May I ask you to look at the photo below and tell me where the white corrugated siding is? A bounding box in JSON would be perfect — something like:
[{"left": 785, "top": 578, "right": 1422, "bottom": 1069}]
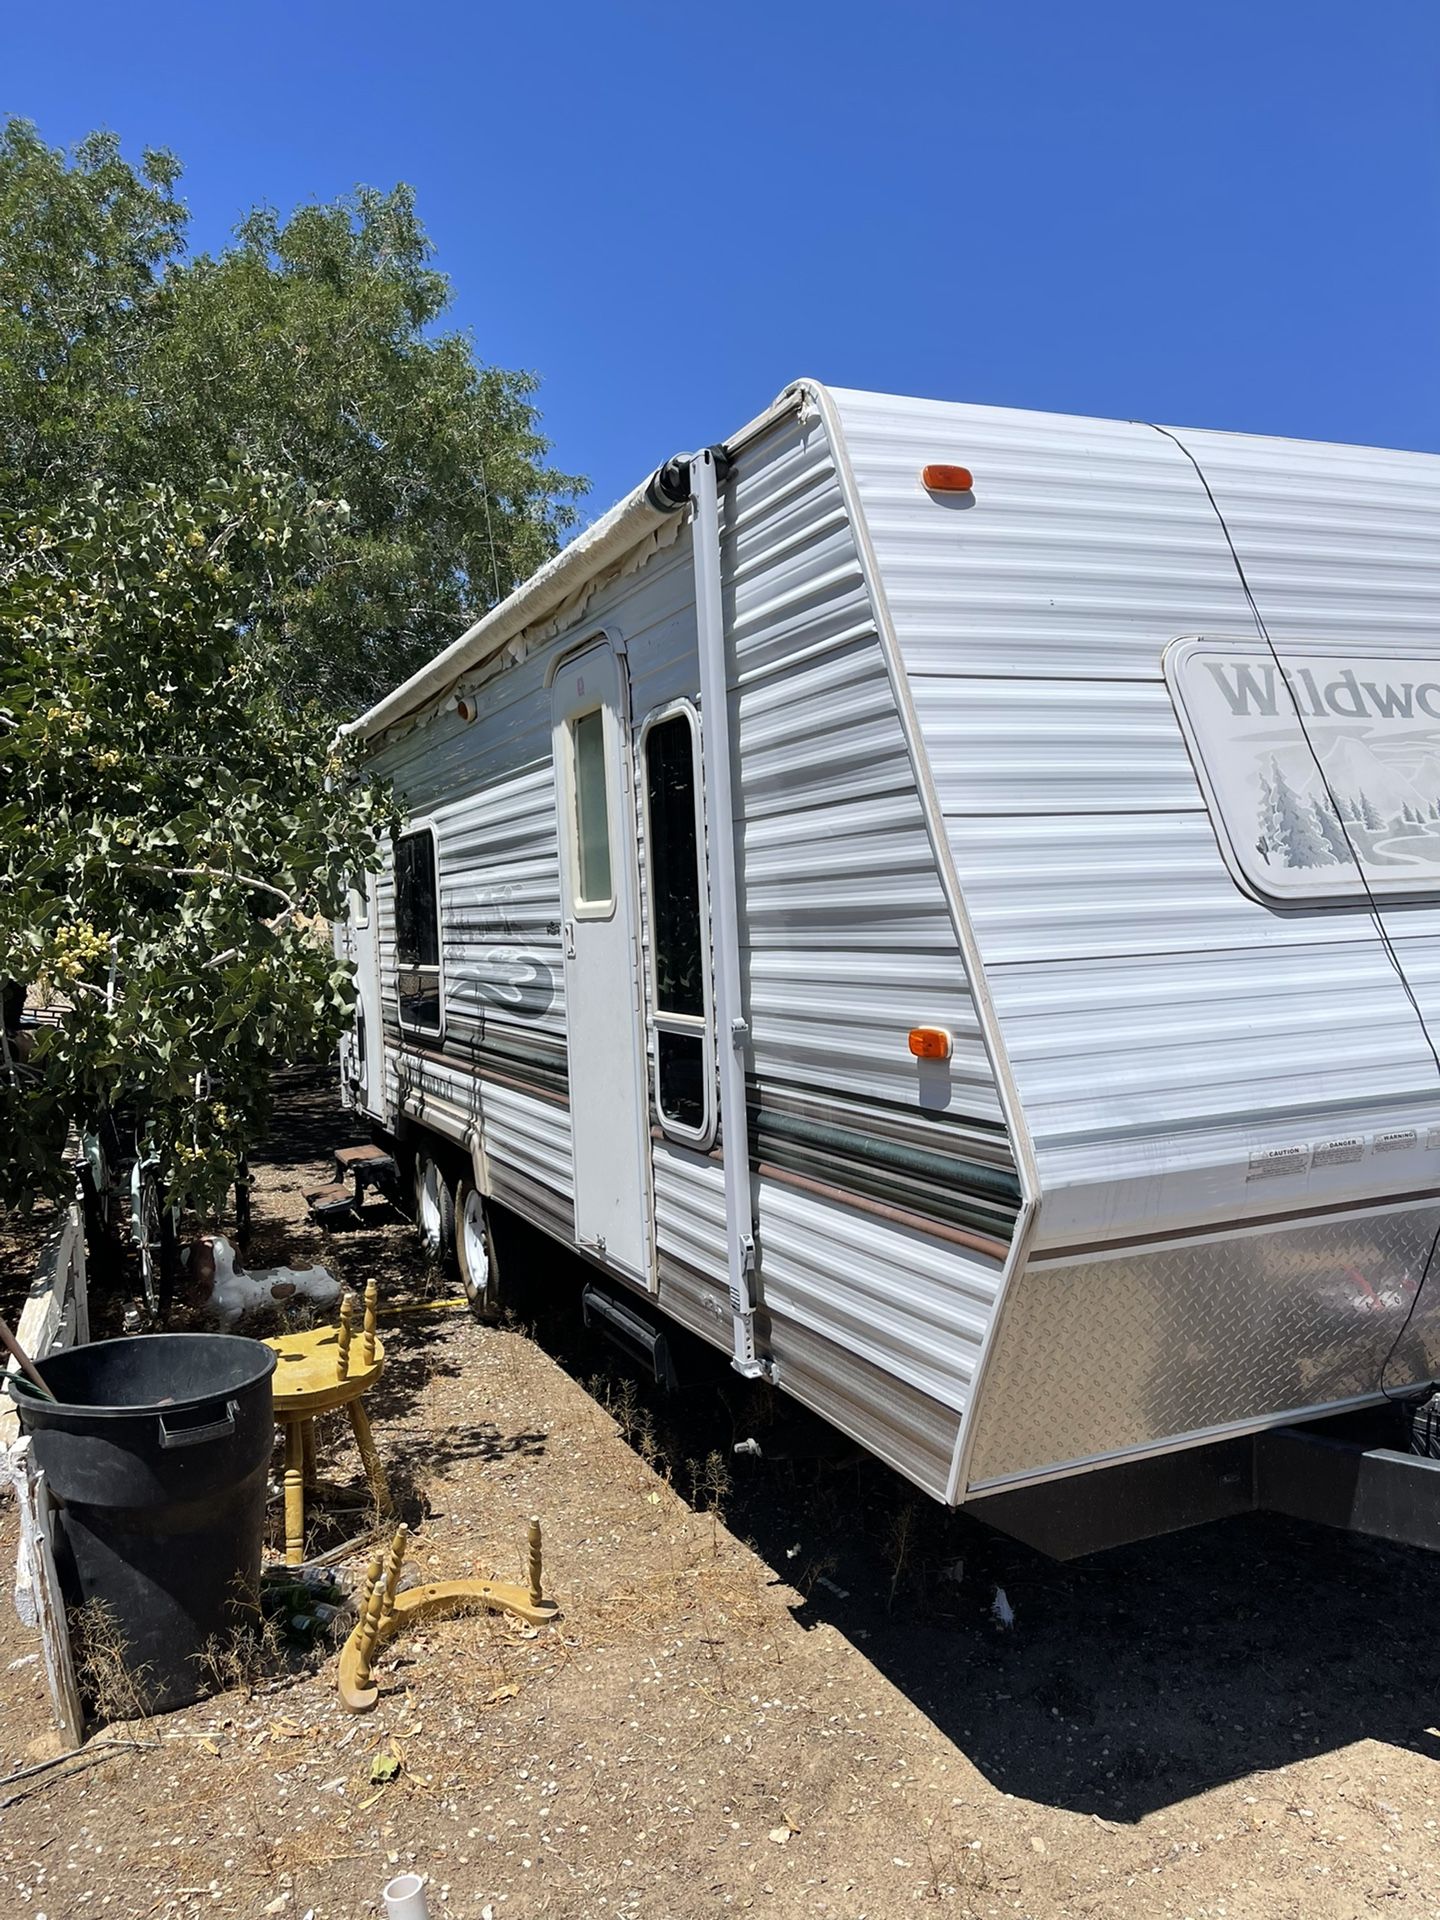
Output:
[
  {"left": 829, "top": 386, "right": 1440, "bottom": 1249},
  {"left": 619, "top": 406, "right": 1016, "bottom": 1485},
  {"left": 756, "top": 1178, "right": 1000, "bottom": 1410},
  {"left": 727, "top": 410, "right": 1008, "bottom": 1132},
  {"left": 719, "top": 407, "right": 1013, "bottom": 1459},
  {"left": 358, "top": 393, "right": 1022, "bottom": 1498}
]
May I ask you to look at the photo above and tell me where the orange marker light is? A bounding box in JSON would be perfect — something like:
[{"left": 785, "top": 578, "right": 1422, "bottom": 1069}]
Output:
[
  {"left": 921, "top": 463, "right": 974, "bottom": 494},
  {"left": 908, "top": 1026, "right": 952, "bottom": 1061}
]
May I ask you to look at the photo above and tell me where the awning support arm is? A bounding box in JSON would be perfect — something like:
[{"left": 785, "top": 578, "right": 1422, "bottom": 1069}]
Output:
[{"left": 691, "top": 447, "right": 763, "bottom": 1378}]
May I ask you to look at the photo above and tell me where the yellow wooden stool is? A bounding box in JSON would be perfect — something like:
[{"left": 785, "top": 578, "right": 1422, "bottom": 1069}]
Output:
[{"left": 265, "top": 1280, "right": 391, "bottom": 1566}]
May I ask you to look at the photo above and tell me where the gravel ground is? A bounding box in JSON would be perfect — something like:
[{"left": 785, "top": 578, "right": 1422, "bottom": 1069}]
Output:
[{"left": 2, "top": 1067, "right": 1439, "bottom": 1918}]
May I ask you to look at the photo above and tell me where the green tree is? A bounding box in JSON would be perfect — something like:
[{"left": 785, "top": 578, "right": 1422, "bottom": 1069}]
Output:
[
  {"left": 0, "top": 118, "right": 584, "bottom": 717},
  {"left": 0, "top": 467, "right": 393, "bottom": 1212}
]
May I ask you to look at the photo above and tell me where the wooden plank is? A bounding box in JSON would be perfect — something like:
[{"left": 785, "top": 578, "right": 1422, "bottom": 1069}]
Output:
[
  {"left": 69, "top": 1218, "right": 89, "bottom": 1347},
  {"left": 6, "top": 1440, "right": 83, "bottom": 1748},
  {"left": 32, "top": 1469, "right": 84, "bottom": 1747},
  {"left": 1, "top": 1197, "right": 85, "bottom": 1445},
  {"left": 4, "top": 1439, "right": 39, "bottom": 1629}
]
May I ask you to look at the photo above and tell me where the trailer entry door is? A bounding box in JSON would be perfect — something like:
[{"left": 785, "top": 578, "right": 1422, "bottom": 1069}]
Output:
[
  {"left": 551, "top": 640, "right": 653, "bottom": 1282},
  {"left": 341, "top": 874, "right": 386, "bottom": 1122}
]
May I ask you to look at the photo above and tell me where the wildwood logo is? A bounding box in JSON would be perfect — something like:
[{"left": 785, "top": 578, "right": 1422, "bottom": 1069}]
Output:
[
  {"left": 1207, "top": 663, "right": 1440, "bottom": 724},
  {"left": 1166, "top": 638, "right": 1440, "bottom": 906}
]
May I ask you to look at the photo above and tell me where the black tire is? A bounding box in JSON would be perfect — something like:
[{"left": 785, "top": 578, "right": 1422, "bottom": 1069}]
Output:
[
  {"left": 414, "top": 1149, "right": 456, "bottom": 1271},
  {"left": 454, "top": 1174, "right": 500, "bottom": 1319}
]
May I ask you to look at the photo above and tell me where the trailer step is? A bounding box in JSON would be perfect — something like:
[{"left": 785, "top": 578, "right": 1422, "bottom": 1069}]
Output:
[
  {"left": 304, "top": 1187, "right": 356, "bottom": 1225},
  {"left": 581, "top": 1284, "right": 678, "bottom": 1391},
  {"left": 332, "top": 1144, "right": 399, "bottom": 1197}
]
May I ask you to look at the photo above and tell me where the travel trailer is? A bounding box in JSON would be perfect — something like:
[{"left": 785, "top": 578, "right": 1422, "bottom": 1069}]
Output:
[{"left": 337, "top": 380, "right": 1440, "bottom": 1555}]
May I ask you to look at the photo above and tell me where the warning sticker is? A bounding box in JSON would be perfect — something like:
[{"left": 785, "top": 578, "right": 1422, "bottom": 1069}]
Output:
[
  {"left": 1247, "top": 1145, "right": 1311, "bottom": 1182},
  {"left": 1312, "top": 1136, "right": 1366, "bottom": 1168},
  {"left": 1374, "top": 1128, "right": 1419, "bottom": 1154}
]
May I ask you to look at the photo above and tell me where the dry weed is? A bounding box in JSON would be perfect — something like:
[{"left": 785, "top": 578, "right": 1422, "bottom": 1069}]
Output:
[
  {"left": 195, "top": 1603, "right": 287, "bottom": 1698},
  {"left": 888, "top": 1500, "right": 917, "bottom": 1613},
  {"left": 919, "top": 1804, "right": 1008, "bottom": 1909},
  {"left": 69, "top": 1597, "right": 158, "bottom": 1731},
  {"left": 690, "top": 1449, "right": 732, "bottom": 1553}
]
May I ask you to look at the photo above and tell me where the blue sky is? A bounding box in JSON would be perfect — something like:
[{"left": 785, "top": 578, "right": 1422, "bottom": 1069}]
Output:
[{"left": 5, "top": 1, "right": 1439, "bottom": 519}]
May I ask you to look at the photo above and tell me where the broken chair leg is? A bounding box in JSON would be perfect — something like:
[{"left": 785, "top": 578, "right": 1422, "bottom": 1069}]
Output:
[
  {"left": 353, "top": 1552, "right": 385, "bottom": 1695},
  {"left": 337, "top": 1517, "right": 560, "bottom": 1713},
  {"left": 363, "top": 1278, "right": 379, "bottom": 1368},
  {"left": 527, "top": 1517, "right": 543, "bottom": 1610},
  {"left": 378, "top": 1522, "right": 408, "bottom": 1632}
]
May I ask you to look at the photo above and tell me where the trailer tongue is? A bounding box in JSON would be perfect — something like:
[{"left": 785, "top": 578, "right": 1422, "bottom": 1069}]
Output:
[{"left": 967, "top": 1401, "right": 1440, "bottom": 1560}]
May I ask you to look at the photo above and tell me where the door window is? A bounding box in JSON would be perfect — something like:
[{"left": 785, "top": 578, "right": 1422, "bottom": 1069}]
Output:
[
  {"left": 642, "top": 707, "right": 714, "bottom": 1142},
  {"left": 570, "top": 707, "right": 615, "bottom": 911},
  {"left": 394, "top": 827, "right": 441, "bottom": 1032}
]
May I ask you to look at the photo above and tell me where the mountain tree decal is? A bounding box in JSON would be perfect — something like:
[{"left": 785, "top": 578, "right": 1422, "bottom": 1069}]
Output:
[
  {"left": 1311, "top": 797, "right": 1350, "bottom": 862},
  {"left": 1172, "top": 641, "right": 1440, "bottom": 903},
  {"left": 1260, "top": 757, "right": 1339, "bottom": 868}
]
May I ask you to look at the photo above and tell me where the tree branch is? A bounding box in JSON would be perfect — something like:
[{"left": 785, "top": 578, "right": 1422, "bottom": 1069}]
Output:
[
  {"left": 204, "top": 901, "right": 301, "bottom": 972},
  {"left": 138, "top": 864, "right": 295, "bottom": 910}
]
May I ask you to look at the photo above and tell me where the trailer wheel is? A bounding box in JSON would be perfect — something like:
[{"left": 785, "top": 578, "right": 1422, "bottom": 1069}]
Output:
[
  {"left": 455, "top": 1176, "right": 500, "bottom": 1319},
  {"left": 134, "top": 1167, "right": 179, "bottom": 1317},
  {"left": 413, "top": 1150, "right": 456, "bottom": 1269}
]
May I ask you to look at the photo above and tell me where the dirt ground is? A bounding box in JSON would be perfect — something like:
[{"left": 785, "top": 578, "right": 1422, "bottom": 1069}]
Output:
[{"left": 3, "top": 1067, "right": 1440, "bottom": 1919}]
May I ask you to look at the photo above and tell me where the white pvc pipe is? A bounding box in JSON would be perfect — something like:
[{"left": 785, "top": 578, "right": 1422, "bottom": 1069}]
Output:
[{"left": 382, "top": 1871, "right": 430, "bottom": 1920}]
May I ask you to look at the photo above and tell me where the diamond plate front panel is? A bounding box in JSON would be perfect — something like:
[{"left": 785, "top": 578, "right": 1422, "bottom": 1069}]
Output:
[{"left": 965, "top": 1203, "right": 1440, "bottom": 1488}]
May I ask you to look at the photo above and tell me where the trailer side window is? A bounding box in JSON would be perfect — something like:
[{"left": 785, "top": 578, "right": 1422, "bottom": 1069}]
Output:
[
  {"left": 394, "top": 827, "right": 441, "bottom": 1032},
  {"left": 642, "top": 707, "right": 713, "bottom": 1142}
]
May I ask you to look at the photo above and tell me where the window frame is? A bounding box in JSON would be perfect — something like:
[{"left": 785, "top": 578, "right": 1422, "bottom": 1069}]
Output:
[
  {"left": 639, "top": 701, "right": 716, "bottom": 1148},
  {"left": 393, "top": 821, "right": 443, "bottom": 1037},
  {"left": 348, "top": 875, "right": 372, "bottom": 932}
]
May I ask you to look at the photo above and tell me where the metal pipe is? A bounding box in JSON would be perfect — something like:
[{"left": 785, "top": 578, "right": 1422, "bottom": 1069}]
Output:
[{"left": 691, "top": 448, "right": 762, "bottom": 1377}]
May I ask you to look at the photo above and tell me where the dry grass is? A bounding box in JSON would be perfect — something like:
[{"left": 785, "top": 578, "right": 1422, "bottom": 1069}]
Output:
[
  {"left": 69, "top": 1596, "right": 158, "bottom": 1731},
  {"left": 195, "top": 1602, "right": 288, "bottom": 1700},
  {"left": 917, "top": 1804, "right": 1012, "bottom": 1911}
]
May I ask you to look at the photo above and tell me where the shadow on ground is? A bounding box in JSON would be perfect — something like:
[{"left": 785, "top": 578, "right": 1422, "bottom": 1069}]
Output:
[{"left": 489, "top": 1207, "right": 1440, "bottom": 1826}]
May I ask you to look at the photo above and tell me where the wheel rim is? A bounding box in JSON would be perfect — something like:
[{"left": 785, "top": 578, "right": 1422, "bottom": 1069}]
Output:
[
  {"left": 138, "top": 1180, "right": 161, "bottom": 1311},
  {"left": 460, "top": 1187, "right": 490, "bottom": 1301},
  {"left": 417, "top": 1157, "right": 442, "bottom": 1250}
]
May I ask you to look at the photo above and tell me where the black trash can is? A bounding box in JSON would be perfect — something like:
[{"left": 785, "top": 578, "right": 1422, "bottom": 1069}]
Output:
[{"left": 16, "top": 1333, "right": 277, "bottom": 1713}]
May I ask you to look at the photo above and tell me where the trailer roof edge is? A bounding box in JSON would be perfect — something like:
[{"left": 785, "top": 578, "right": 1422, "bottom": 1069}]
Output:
[{"left": 340, "top": 382, "right": 812, "bottom": 748}]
